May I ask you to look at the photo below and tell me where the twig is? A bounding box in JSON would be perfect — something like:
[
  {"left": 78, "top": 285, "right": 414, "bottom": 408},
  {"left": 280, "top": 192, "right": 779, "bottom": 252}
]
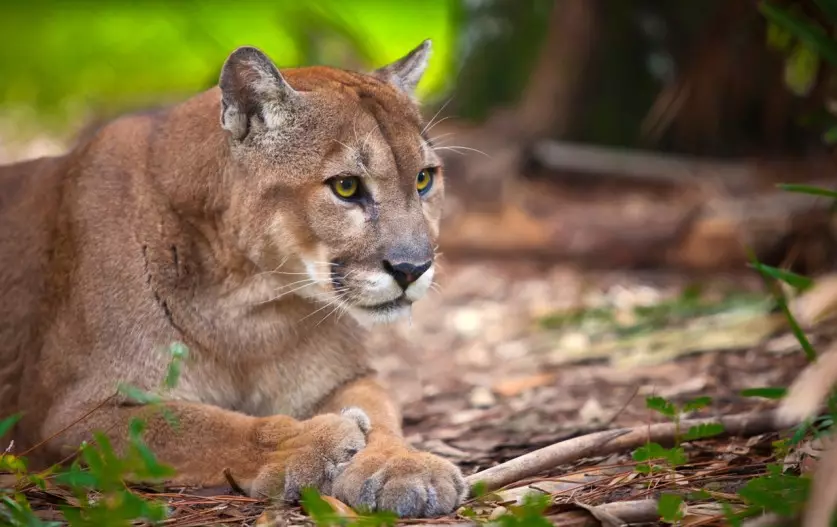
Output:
[
  {"left": 466, "top": 410, "right": 781, "bottom": 491},
  {"left": 223, "top": 467, "right": 246, "bottom": 496},
  {"left": 602, "top": 384, "right": 640, "bottom": 428},
  {"left": 20, "top": 393, "right": 117, "bottom": 457}
]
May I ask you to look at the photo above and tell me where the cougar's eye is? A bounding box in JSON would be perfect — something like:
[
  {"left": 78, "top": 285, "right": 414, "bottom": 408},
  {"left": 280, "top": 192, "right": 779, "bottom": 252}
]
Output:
[
  {"left": 417, "top": 168, "right": 435, "bottom": 195},
  {"left": 330, "top": 176, "right": 361, "bottom": 200}
]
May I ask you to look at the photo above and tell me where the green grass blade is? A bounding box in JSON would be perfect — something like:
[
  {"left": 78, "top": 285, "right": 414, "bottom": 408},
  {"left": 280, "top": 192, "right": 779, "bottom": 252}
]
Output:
[
  {"left": 777, "top": 183, "right": 837, "bottom": 199},
  {"left": 747, "top": 262, "right": 813, "bottom": 290}
]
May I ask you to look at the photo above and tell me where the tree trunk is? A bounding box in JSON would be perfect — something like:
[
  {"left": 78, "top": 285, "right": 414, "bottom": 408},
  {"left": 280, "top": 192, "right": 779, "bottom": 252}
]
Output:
[{"left": 516, "top": 0, "right": 601, "bottom": 140}]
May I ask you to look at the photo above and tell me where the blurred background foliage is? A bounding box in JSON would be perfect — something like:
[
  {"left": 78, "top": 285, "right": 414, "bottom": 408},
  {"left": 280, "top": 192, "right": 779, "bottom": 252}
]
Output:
[
  {"left": 0, "top": 0, "right": 460, "bottom": 134},
  {"left": 2, "top": 0, "right": 837, "bottom": 159}
]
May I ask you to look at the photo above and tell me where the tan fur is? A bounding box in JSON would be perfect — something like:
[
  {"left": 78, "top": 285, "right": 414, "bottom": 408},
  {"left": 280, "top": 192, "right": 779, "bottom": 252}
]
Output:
[
  {"left": 0, "top": 42, "right": 465, "bottom": 518},
  {"left": 777, "top": 343, "right": 837, "bottom": 527}
]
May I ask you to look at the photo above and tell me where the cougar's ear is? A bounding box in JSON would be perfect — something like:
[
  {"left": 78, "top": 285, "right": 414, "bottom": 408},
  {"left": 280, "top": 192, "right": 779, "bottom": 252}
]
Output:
[
  {"left": 219, "top": 46, "right": 299, "bottom": 141},
  {"left": 374, "top": 39, "right": 432, "bottom": 96}
]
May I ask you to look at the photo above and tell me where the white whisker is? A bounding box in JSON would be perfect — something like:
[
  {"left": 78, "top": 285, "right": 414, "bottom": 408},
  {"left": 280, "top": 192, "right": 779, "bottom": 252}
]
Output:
[
  {"left": 254, "top": 280, "right": 320, "bottom": 306},
  {"left": 361, "top": 125, "right": 378, "bottom": 152},
  {"left": 432, "top": 145, "right": 490, "bottom": 158},
  {"left": 422, "top": 98, "right": 453, "bottom": 136},
  {"left": 298, "top": 290, "right": 352, "bottom": 324},
  {"left": 315, "top": 294, "right": 353, "bottom": 328},
  {"left": 424, "top": 115, "right": 454, "bottom": 136}
]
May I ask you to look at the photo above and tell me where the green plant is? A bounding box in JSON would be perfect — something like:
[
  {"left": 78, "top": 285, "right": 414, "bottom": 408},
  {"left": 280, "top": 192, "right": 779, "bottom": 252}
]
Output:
[
  {"left": 761, "top": 0, "right": 837, "bottom": 139},
  {"left": 632, "top": 395, "right": 724, "bottom": 523},
  {"left": 729, "top": 156, "right": 837, "bottom": 523},
  {"left": 301, "top": 488, "right": 398, "bottom": 527},
  {"left": 0, "top": 341, "right": 189, "bottom": 526},
  {"left": 491, "top": 493, "right": 553, "bottom": 527},
  {"left": 720, "top": 259, "right": 829, "bottom": 523},
  {"left": 634, "top": 395, "right": 723, "bottom": 476},
  {"left": 658, "top": 493, "right": 686, "bottom": 524}
]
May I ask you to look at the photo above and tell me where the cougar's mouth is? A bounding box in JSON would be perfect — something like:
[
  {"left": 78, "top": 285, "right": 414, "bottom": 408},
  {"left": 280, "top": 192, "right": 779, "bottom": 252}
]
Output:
[{"left": 357, "top": 295, "right": 411, "bottom": 312}]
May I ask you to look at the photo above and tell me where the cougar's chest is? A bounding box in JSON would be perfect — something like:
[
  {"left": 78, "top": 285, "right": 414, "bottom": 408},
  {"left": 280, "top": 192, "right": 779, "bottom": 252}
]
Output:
[{"left": 171, "top": 330, "right": 370, "bottom": 418}]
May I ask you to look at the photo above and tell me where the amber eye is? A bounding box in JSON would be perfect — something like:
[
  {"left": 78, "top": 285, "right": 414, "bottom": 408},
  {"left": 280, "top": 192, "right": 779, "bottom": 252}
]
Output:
[
  {"left": 416, "top": 168, "right": 434, "bottom": 195},
  {"left": 330, "top": 176, "right": 361, "bottom": 200}
]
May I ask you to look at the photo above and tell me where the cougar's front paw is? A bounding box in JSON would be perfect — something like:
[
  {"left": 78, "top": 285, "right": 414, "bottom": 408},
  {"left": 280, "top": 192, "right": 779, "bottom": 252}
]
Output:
[
  {"left": 250, "top": 408, "right": 369, "bottom": 502},
  {"left": 333, "top": 447, "right": 467, "bottom": 518}
]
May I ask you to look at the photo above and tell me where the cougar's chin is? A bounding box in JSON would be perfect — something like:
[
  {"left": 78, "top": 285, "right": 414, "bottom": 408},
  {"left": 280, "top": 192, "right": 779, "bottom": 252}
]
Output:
[{"left": 347, "top": 296, "right": 412, "bottom": 326}]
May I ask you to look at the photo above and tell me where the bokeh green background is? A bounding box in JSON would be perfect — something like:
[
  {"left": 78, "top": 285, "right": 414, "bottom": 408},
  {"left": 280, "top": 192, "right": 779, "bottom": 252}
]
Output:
[
  {"left": 2, "top": 1, "right": 824, "bottom": 159},
  {"left": 0, "top": 0, "right": 461, "bottom": 132}
]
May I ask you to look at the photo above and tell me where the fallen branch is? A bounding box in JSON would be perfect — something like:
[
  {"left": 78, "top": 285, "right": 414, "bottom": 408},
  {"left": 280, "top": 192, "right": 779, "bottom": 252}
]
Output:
[
  {"left": 594, "top": 499, "right": 659, "bottom": 524},
  {"left": 466, "top": 410, "right": 781, "bottom": 491},
  {"left": 555, "top": 500, "right": 660, "bottom": 526},
  {"left": 530, "top": 139, "right": 754, "bottom": 189}
]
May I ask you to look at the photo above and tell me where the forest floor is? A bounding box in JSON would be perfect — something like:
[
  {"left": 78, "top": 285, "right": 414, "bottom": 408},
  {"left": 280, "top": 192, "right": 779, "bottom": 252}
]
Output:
[
  {"left": 20, "top": 258, "right": 823, "bottom": 526},
  {"left": 3, "top": 135, "right": 829, "bottom": 526}
]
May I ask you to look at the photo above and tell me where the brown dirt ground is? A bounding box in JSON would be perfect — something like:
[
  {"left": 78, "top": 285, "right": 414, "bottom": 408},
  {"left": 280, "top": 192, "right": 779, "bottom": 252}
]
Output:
[
  {"left": 2, "top": 139, "right": 825, "bottom": 526},
  {"left": 87, "top": 260, "right": 818, "bottom": 526}
]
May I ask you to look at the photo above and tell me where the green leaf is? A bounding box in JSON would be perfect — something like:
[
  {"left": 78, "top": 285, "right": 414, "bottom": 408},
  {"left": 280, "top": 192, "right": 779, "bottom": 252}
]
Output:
[
  {"left": 784, "top": 41, "right": 820, "bottom": 95},
  {"left": 790, "top": 419, "right": 813, "bottom": 445},
  {"left": 55, "top": 465, "right": 98, "bottom": 489},
  {"left": 777, "top": 290, "right": 818, "bottom": 362},
  {"left": 504, "top": 493, "right": 553, "bottom": 527},
  {"left": 633, "top": 443, "right": 687, "bottom": 467},
  {"left": 300, "top": 487, "right": 340, "bottom": 525},
  {"left": 27, "top": 473, "right": 48, "bottom": 491},
  {"left": 777, "top": 183, "right": 837, "bottom": 200},
  {"left": 164, "top": 342, "right": 189, "bottom": 390},
  {"left": 683, "top": 422, "right": 725, "bottom": 441},
  {"left": 760, "top": 2, "right": 837, "bottom": 66},
  {"left": 470, "top": 480, "right": 488, "bottom": 499},
  {"left": 683, "top": 396, "right": 712, "bottom": 413},
  {"left": 822, "top": 125, "right": 837, "bottom": 144},
  {"left": 0, "top": 455, "right": 27, "bottom": 473},
  {"left": 117, "top": 383, "right": 161, "bottom": 405},
  {"left": 0, "top": 495, "right": 60, "bottom": 527},
  {"left": 688, "top": 489, "right": 712, "bottom": 500},
  {"left": 722, "top": 502, "right": 745, "bottom": 527},
  {"left": 0, "top": 413, "right": 22, "bottom": 439},
  {"left": 658, "top": 493, "right": 685, "bottom": 523},
  {"left": 748, "top": 252, "right": 817, "bottom": 362},
  {"left": 737, "top": 467, "right": 809, "bottom": 516},
  {"left": 133, "top": 442, "right": 175, "bottom": 480},
  {"left": 119, "top": 490, "right": 168, "bottom": 522},
  {"left": 646, "top": 396, "right": 677, "bottom": 418},
  {"left": 633, "top": 442, "right": 666, "bottom": 462},
  {"left": 740, "top": 387, "right": 788, "bottom": 399},
  {"left": 662, "top": 446, "right": 688, "bottom": 466},
  {"left": 128, "top": 417, "right": 145, "bottom": 441},
  {"left": 748, "top": 261, "right": 813, "bottom": 290},
  {"left": 59, "top": 506, "right": 83, "bottom": 525},
  {"left": 767, "top": 21, "right": 794, "bottom": 51}
]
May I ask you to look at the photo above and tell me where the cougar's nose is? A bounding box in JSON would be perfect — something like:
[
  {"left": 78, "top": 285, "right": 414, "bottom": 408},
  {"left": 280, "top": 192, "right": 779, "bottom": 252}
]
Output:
[{"left": 382, "top": 260, "right": 432, "bottom": 290}]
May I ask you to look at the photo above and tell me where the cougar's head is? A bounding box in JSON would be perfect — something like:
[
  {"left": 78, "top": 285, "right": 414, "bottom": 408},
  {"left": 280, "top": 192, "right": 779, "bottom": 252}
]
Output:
[{"left": 219, "top": 41, "right": 444, "bottom": 325}]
